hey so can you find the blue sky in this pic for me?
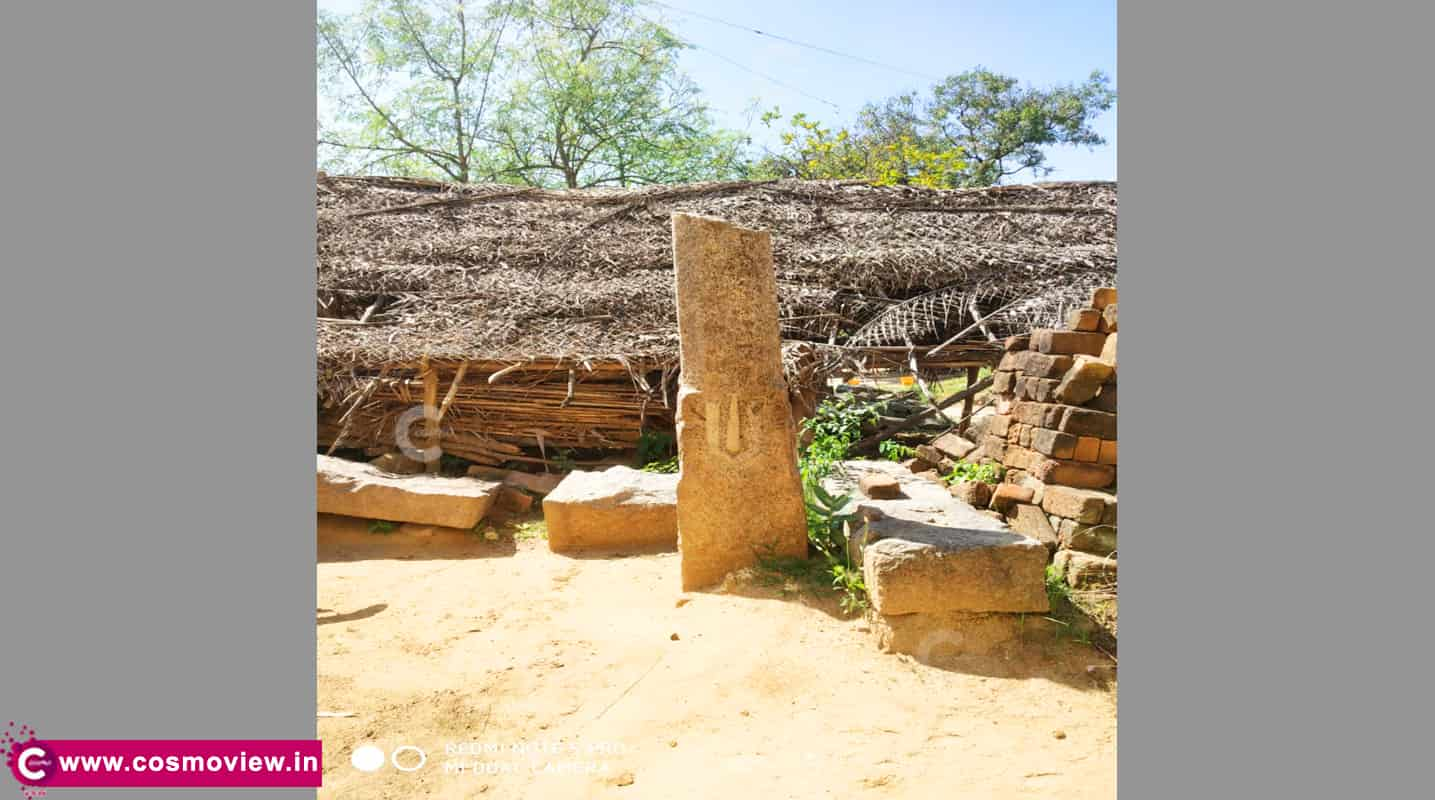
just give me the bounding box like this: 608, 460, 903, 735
319, 0, 1117, 181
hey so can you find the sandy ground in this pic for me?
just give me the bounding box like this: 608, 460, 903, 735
318, 513, 1116, 799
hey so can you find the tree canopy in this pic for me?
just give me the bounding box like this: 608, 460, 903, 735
318, 2, 1115, 188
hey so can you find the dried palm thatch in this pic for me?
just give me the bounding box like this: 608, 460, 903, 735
316, 175, 1116, 457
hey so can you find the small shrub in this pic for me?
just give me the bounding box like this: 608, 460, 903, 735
640, 455, 679, 474
636, 430, 676, 468
367, 519, 397, 534
944, 461, 1004, 486
878, 440, 916, 462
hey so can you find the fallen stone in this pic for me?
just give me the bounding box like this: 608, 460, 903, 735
906, 457, 938, 474
317, 455, 500, 529
1031, 329, 1107, 357
932, 432, 977, 460
914, 444, 944, 465
543, 466, 678, 553
990, 482, 1035, 512
1055, 550, 1117, 588
948, 480, 992, 508
1008, 503, 1058, 548
465, 466, 565, 496
1067, 308, 1102, 332
369, 452, 427, 475
1054, 356, 1116, 405
1041, 486, 1117, 524
859, 472, 903, 499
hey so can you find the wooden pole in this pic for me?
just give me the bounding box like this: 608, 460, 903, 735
959, 366, 979, 435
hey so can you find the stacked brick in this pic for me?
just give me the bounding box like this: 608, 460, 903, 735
978, 287, 1118, 571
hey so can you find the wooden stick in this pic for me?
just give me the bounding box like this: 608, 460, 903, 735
851, 376, 992, 453
926, 299, 1022, 357
959, 366, 978, 435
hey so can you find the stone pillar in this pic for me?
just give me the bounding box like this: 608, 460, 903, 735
671, 213, 808, 590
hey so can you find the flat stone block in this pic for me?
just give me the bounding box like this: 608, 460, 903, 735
543, 466, 678, 553
317, 454, 499, 529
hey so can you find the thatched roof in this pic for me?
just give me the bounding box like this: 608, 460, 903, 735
317, 175, 1116, 370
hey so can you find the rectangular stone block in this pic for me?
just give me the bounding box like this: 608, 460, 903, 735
672, 214, 808, 590
1054, 549, 1117, 588
317, 455, 500, 529
1058, 406, 1118, 439
979, 435, 1007, 462
1031, 329, 1107, 356
992, 369, 1016, 394
1011, 401, 1067, 428
1098, 439, 1118, 465
1028, 377, 1059, 403
997, 351, 1023, 372
1022, 352, 1075, 379
987, 414, 1011, 438
863, 524, 1050, 615
1073, 436, 1101, 462
1067, 308, 1102, 331
1029, 427, 1077, 459
1003, 334, 1031, 351
544, 467, 678, 552
1090, 287, 1118, 310
932, 432, 977, 461
1031, 458, 1116, 490
1041, 486, 1116, 524
1017, 424, 1032, 448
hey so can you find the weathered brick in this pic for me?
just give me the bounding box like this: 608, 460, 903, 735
1004, 333, 1031, 351
1100, 331, 1117, 367
932, 432, 977, 461
990, 482, 1035, 512
979, 435, 1007, 462
987, 414, 1011, 437
1031, 328, 1107, 356
992, 369, 1016, 394
1041, 486, 1116, 524
1054, 355, 1116, 405
1098, 439, 1118, 465
1012, 401, 1067, 428
1022, 352, 1075, 379
1006, 422, 1021, 443
1074, 436, 1101, 462
1009, 503, 1058, 548
997, 351, 1022, 371
1058, 406, 1118, 439
1031, 458, 1116, 489
1090, 287, 1118, 310
1029, 377, 1060, 403
1054, 549, 1116, 588
1029, 427, 1077, 459
1067, 308, 1102, 332
1017, 424, 1033, 448
1003, 445, 1041, 472
948, 479, 992, 508
1100, 303, 1118, 333
1101, 496, 1118, 525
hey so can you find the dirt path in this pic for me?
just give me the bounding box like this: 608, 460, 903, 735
318, 514, 1116, 799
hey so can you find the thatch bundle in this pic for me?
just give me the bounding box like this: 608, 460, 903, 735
316, 175, 1116, 459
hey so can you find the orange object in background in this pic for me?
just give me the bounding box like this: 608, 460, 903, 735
847, 377, 862, 386
900, 375, 916, 386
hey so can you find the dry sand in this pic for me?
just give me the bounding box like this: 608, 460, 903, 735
318, 513, 1116, 799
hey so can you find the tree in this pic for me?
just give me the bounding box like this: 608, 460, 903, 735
491, 0, 745, 188
753, 68, 1115, 188
317, 0, 745, 187
918, 68, 1115, 186
318, 0, 511, 182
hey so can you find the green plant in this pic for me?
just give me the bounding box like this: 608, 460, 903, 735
802, 481, 870, 615
944, 461, 1004, 486
829, 563, 869, 614
798, 393, 883, 482
637, 429, 675, 467
367, 519, 397, 534
878, 440, 916, 462
511, 520, 548, 541
640, 455, 679, 474
550, 449, 577, 472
